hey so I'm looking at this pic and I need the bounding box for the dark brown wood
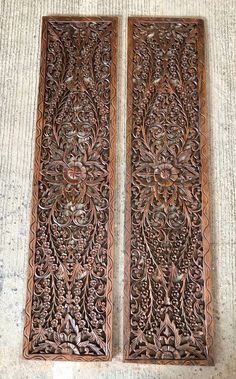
[124,17,213,365]
[23,16,117,361]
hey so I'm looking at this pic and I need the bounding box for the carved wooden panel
[23,16,117,361]
[124,18,213,365]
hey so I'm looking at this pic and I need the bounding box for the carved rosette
[124,19,213,364]
[23,17,117,361]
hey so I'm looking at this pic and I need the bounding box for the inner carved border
[23,16,117,361]
[124,17,213,365]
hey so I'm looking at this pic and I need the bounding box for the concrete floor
[0,0,235,378]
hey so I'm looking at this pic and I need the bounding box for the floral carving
[125,20,212,363]
[25,18,116,359]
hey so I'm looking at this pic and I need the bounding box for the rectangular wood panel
[124,17,213,365]
[23,16,117,361]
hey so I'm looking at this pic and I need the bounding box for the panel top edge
[42,16,118,23]
[128,17,204,24]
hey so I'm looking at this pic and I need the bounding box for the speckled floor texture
[0,0,235,378]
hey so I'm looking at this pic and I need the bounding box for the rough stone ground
[0,0,235,378]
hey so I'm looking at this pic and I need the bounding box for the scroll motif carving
[124,18,213,365]
[23,17,117,361]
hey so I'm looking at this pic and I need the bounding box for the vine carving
[23,17,117,361]
[124,18,213,365]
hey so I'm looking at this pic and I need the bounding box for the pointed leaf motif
[124,18,212,364]
[53,331,61,345]
[87,343,103,355]
[178,149,192,163]
[75,333,81,346]
[24,17,117,361]
[90,331,107,353]
[78,341,90,348]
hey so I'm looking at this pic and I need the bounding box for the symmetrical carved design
[23,17,117,361]
[124,18,213,365]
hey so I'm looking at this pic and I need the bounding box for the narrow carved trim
[23,16,117,361]
[124,17,213,365]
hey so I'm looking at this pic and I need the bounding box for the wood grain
[124,17,213,365]
[23,16,117,361]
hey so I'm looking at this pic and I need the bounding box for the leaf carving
[126,19,210,363]
[26,18,117,360]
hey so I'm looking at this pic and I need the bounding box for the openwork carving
[23,17,117,361]
[124,18,213,365]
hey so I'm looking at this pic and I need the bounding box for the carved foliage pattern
[29,20,114,357]
[128,21,208,360]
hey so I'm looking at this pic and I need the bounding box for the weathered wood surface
[0,0,235,378]
[23,16,117,361]
[124,17,213,365]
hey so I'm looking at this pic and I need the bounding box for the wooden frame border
[123,17,214,365]
[23,16,118,361]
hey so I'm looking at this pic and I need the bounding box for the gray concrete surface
[0,0,235,378]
